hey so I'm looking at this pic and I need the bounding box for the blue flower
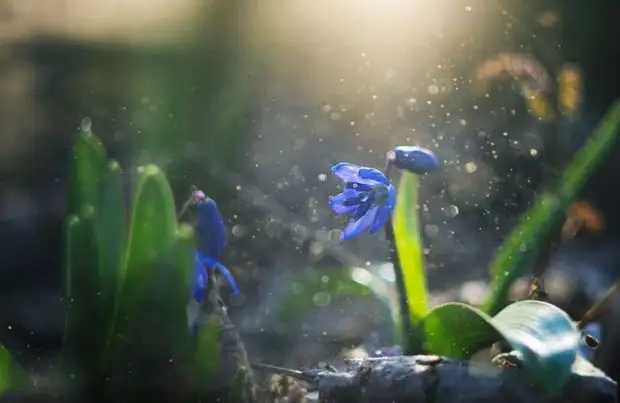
[192,194,239,303]
[329,162,396,240]
[391,146,440,174]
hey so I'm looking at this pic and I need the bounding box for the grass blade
[482,100,620,315]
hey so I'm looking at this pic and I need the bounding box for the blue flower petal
[385,186,396,210]
[369,206,390,234]
[341,205,379,240]
[332,163,387,186]
[393,146,440,175]
[358,168,390,186]
[197,252,239,295]
[329,189,362,214]
[192,252,209,303]
[352,199,373,220]
[195,198,227,259]
[213,262,239,295]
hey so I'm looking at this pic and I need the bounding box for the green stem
[384,217,418,353]
[383,159,423,354]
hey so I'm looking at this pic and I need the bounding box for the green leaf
[95,160,126,335]
[0,344,30,396]
[422,300,580,397]
[422,302,498,360]
[190,316,221,395]
[392,173,429,322]
[144,223,195,360]
[482,100,620,315]
[104,164,177,367]
[67,118,107,215]
[61,207,102,373]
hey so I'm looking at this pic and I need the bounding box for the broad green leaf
[61,207,102,373]
[95,160,126,335]
[190,316,221,395]
[423,300,580,397]
[483,100,620,315]
[104,164,177,366]
[492,300,580,396]
[392,173,429,323]
[67,118,107,215]
[0,344,30,395]
[422,302,498,360]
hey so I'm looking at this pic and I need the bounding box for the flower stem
[384,216,418,353]
[382,156,422,354]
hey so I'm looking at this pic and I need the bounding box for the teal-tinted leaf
[95,160,126,334]
[68,118,107,215]
[190,316,221,395]
[492,300,580,396]
[105,164,177,365]
[0,345,30,396]
[483,100,620,316]
[423,300,580,397]
[61,208,102,373]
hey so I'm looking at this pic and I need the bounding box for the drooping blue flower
[191,193,239,303]
[391,146,440,174]
[329,162,396,240]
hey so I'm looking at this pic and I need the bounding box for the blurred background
[2,0,620,388]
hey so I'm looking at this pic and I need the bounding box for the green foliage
[59,122,222,398]
[482,100,620,315]
[190,316,221,396]
[0,345,30,395]
[392,172,430,350]
[423,300,580,396]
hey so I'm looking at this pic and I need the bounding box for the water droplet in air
[80,117,92,133]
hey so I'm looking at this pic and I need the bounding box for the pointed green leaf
[95,160,126,332]
[142,224,195,360]
[483,100,620,315]
[61,207,102,372]
[105,164,177,365]
[423,300,581,397]
[68,118,107,215]
[0,345,30,395]
[392,173,429,323]
[190,316,221,395]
